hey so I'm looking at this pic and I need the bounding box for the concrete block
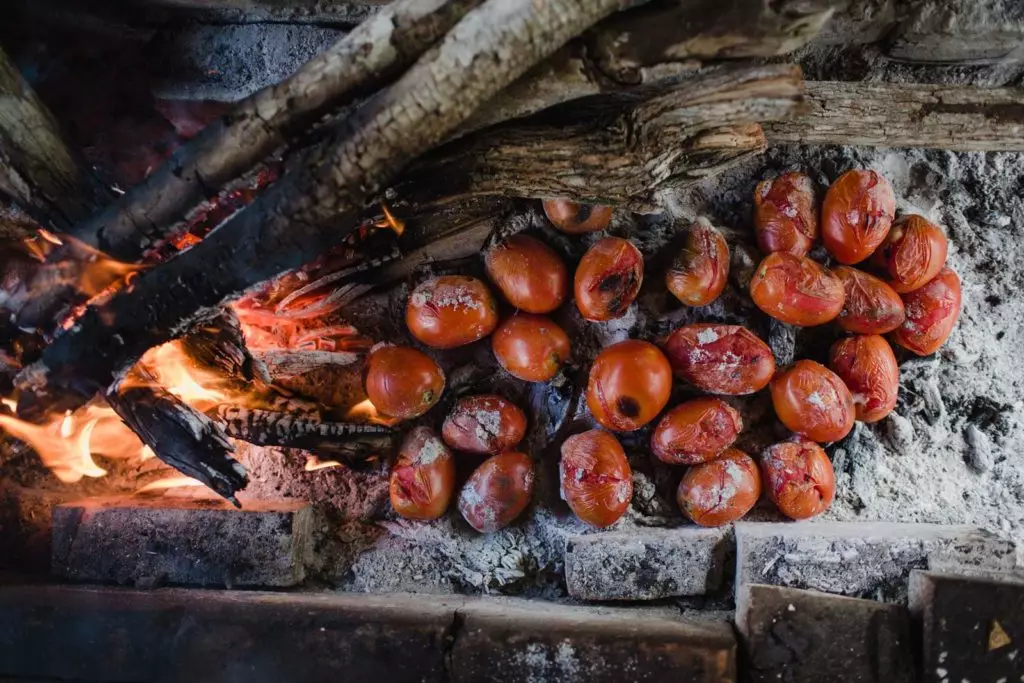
[738,584,915,683]
[564,527,731,601]
[51,495,312,587]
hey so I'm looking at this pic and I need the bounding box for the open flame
[346,398,400,427]
[137,340,232,409]
[304,455,342,472]
[137,475,205,493]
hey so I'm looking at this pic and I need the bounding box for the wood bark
[214,404,392,458]
[0,47,109,231]
[17,0,630,409]
[767,81,1024,152]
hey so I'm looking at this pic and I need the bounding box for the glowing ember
[304,455,342,472]
[1,397,16,412]
[136,340,232,409]
[377,202,405,236]
[137,475,205,493]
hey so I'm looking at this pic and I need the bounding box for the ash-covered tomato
[442,395,527,455]
[677,448,761,527]
[834,265,906,334]
[821,169,896,264]
[406,275,498,349]
[484,234,568,313]
[892,266,962,356]
[559,429,633,528]
[662,324,775,395]
[753,171,819,257]
[491,314,570,382]
[389,427,455,521]
[650,398,743,465]
[364,345,445,419]
[760,439,835,520]
[829,335,899,423]
[542,199,613,234]
[574,237,644,321]
[458,452,534,533]
[586,340,672,432]
[749,252,845,326]
[665,218,730,306]
[871,214,949,293]
[770,360,855,443]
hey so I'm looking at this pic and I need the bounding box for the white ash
[415,435,446,465]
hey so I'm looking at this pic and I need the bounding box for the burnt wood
[181,308,269,384]
[214,404,391,458]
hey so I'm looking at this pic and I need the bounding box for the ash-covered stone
[964,423,995,473]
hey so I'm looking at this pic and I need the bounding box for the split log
[18,0,630,408]
[253,350,361,380]
[214,405,392,458]
[767,81,1024,152]
[106,369,248,505]
[180,308,269,384]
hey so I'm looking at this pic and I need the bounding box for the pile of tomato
[369,168,962,531]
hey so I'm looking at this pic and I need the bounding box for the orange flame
[304,455,342,472]
[137,341,231,409]
[346,399,400,427]
[137,475,205,493]
[377,203,405,237]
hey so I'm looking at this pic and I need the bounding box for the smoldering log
[181,308,270,384]
[214,405,392,458]
[18,0,629,409]
[106,370,248,505]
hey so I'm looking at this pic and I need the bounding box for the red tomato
[662,324,775,395]
[821,169,896,264]
[665,219,730,306]
[753,171,819,257]
[770,360,855,443]
[586,340,672,432]
[458,452,535,533]
[484,234,568,313]
[834,265,906,334]
[760,439,835,520]
[749,252,845,327]
[574,237,644,322]
[542,199,613,234]
[364,345,445,419]
[677,448,761,527]
[829,335,899,423]
[389,427,456,521]
[871,214,949,293]
[892,266,962,356]
[491,314,571,382]
[441,395,527,455]
[406,275,498,349]
[560,429,633,528]
[650,398,743,465]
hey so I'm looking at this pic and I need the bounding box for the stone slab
[564,527,731,601]
[51,495,312,587]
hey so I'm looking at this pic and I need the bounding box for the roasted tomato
[829,335,899,423]
[574,237,644,321]
[586,340,672,432]
[542,199,613,234]
[442,395,527,455]
[677,448,761,527]
[389,427,456,521]
[749,252,845,326]
[662,324,775,395]
[834,265,906,334]
[406,275,498,349]
[821,169,896,264]
[753,171,818,257]
[364,345,445,419]
[458,451,535,533]
[892,266,962,356]
[559,429,633,528]
[484,234,568,313]
[770,360,855,443]
[760,439,835,520]
[665,218,730,306]
[870,214,949,293]
[491,314,570,382]
[650,397,743,465]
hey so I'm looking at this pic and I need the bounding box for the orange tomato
[829,335,899,423]
[559,429,633,528]
[406,275,498,349]
[586,340,672,432]
[760,439,835,520]
[389,427,456,521]
[441,394,527,455]
[662,324,775,395]
[834,265,906,334]
[749,252,845,326]
[677,448,761,527]
[491,314,571,382]
[484,234,568,313]
[364,345,445,419]
[892,266,962,356]
[650,398,743,465]
[753,171,819,257]
[458,452,535,533]
[574,237,644,321]
[821,169,896,264]
[665,219,730,306]
[871,214,949,293]
[542,199,613,234]
[770,360,855,443]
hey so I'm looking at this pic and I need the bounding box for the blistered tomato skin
[821,169,896,264]
[753,172,819,257]
[677,448,761,527]
[559,430,633,528]
[892,266,962,356]
[364,345,445,419]
[650,398,743,465]
[406,275,498,349]
[749,252,845,327]
[491,314,571,382]
[829,335,899,423]
[770,360,855,443]
[389,427,456,521]
[458,452,535,533]
[542,199,613,234]
[442,395,527,455]
[662,324,775,395]
[665,219,730,306]
[760,440,835,520]
[834,266,906,334]
[871,214,949,293]
[574,237,644,322]
[586,340,672,432]
[484,234,568,313]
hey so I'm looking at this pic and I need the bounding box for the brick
[910,571,1024,683]
[564,527,731,601]
[452,598,736,683]
[735,522,1017,606]
[51,495,312,587]
[738,584,915,683]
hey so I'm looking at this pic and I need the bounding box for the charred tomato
[586,340,672,432]
[574,237,644,322]
[834,265,906,334]
[491,314,570,382]
[677,448,761,527]
[871,214,949,293]
[892,266,962,356]
[484,234,568,313]
[406,275,498,349]
[829,334,899,423]
[821,169,896,264]
[753,171,819,257]
[559,429,633,528]
[364,345,445,419]
[662,324,775,395]
[442,395,527,455]
[665,218,730,307]
[458,451,535,533]
[650,397,743,465]
[770,360,855,443]
[749,252,845,326]
[760,439,835,520]
[389,427,455,521]
[542,199,613,234]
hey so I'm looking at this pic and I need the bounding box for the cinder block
[564,527,731,601]
[910,571,1024,683]
[51,495,312,587]
[738,584,915,683]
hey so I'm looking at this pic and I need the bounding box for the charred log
[181,308,270,384]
